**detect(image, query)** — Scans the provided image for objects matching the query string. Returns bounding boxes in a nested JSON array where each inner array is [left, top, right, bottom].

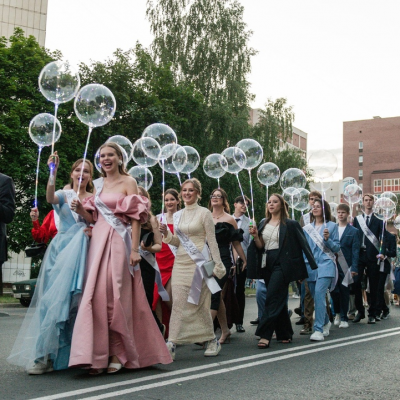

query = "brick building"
[[343, 116, 400, 195]]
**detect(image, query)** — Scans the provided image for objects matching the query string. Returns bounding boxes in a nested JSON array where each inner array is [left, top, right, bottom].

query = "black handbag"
[[25, 242, 47, 258]]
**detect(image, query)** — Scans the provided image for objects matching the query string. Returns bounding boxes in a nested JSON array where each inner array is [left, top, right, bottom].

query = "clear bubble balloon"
[[142, 123, 177, 160], [181, 146, 200, 175], [394, 215, 400, 230], [140, 137, 161, 161], [283, 187, 301, 208], [236, 139, 263, 170], [343, 177, 357, 191], [280, 168, 306, 191], [257, 162, 280, 186], [107, 135, 133, 162], [329, 202, 339, 218], [308, 150, 338, 180], [74, 84, 116, 128], [94, 147, 102, 173], [203, 154, 228, 179], [160, 145, 187, 174], [381, 191, 398, 205], [128, 166, 153, 191], [310, 173, 333, 192], [131, 138, 159, 167], [29, 113, 62, 147], [38, 60, 80, 104], [294, 188, 310, 212], [221, 147, 246, 174], [373, 197, 396, 221], [343, 184, 363, 204]]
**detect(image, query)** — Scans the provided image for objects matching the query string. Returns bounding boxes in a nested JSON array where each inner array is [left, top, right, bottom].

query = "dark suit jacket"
[[247, 218, 317, 283], [338, 224, 360, 274], [353, 213, 394, 267], [0, 173, 16, 262]]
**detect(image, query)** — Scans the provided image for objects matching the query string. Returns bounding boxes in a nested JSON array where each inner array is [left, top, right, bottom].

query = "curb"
[[0, 303, 22, 308]]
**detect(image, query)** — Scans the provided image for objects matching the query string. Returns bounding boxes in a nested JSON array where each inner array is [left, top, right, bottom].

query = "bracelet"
[[131, 248, 140, 253]]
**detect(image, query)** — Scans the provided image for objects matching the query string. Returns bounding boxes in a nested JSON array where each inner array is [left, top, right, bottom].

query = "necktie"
[[366, 216, 370, 226], [235, 218, 240, 222]]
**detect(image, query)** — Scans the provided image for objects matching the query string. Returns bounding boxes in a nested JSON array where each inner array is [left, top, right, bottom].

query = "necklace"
[[104, 178, 121, 190], [213, 211, 225, 219]]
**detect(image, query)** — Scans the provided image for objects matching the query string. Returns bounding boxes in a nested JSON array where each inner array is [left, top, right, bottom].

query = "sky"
[[45, 0, 400, 181]]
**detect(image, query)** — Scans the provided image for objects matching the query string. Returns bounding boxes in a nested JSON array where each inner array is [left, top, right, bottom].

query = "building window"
[[359, 155, 363, 165], [359, 170, 363, 180], [374, 179, 382, 193], [383, 178, 400, 193], [359, 141, 363, 150], [359, 183, 363, 190], [330, 196, 337, 203]]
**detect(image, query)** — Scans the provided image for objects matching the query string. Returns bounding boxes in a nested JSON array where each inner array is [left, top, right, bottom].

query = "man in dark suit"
[[331, 204, 360, 328], [232, 195, 251, 333], [352, 193, 394, 323], [0, 166, 16, 296]]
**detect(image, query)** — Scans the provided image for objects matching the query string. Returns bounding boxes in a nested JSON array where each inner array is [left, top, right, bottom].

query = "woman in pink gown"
[[69, 142, 172, 375]]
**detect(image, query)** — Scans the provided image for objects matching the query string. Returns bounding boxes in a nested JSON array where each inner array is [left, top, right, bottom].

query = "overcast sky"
[[45, 0, 400, 180]]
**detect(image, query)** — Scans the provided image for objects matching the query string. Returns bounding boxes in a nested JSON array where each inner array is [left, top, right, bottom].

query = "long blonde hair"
[[69, 159, 94, 192], [99, 142, 129, 177]]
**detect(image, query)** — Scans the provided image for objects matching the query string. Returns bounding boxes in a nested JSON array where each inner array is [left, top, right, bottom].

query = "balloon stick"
[[49, 104, 59, 184], [161, 159, 165, 217], [321, 190, 327, 227], [248, 169, 255, 221], [77, 126, 93, 194], [217, 177, 220, 189], [34, 146, 43, 208], [235, 173, 251, 220], [177, 173, 182, 186]]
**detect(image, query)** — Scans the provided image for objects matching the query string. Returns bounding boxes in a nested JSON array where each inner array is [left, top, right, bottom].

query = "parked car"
[[11, 279, 37, 307]]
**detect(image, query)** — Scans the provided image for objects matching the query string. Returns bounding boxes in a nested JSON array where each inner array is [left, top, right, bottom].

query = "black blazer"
[[247, 218, 317, 283], [0, 173, 16, 262], [353, 213, 392, 263]]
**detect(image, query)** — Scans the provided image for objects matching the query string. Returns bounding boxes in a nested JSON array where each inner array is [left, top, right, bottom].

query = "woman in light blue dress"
[[8, 152, 94, 374]]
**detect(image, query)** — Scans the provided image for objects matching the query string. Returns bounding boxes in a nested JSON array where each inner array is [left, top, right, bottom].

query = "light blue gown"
[[8, 190, 89, 370]]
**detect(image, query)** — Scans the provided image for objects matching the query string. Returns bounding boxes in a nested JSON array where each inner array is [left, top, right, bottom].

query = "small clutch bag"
[[25, 242, 47, 258], [203, 260, 215, 278], [141, 232, 154, 248]]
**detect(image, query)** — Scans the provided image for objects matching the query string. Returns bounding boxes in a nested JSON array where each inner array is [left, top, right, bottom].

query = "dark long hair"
[[263, 193, 288, 229], [164, 188, 181, 212], [313, 198, 332, 222], [208, 187, 230, 213]]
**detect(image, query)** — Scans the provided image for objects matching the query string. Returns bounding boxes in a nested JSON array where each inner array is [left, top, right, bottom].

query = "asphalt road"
[[1, 298, 400, 400]]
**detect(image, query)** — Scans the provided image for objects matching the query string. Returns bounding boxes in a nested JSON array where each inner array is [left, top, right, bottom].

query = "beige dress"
[[163, 202, 225, 344]]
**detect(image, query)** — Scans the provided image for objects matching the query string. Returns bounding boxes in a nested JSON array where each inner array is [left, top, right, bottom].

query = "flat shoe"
[[257, 339, 270, 349], [107, 363, 122, 374], [89, 368, 105, 376]]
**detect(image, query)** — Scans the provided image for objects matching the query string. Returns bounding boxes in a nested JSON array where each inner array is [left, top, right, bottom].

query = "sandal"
[[257, 339, 270, 349], [88, 368, 105, 376], [107, 362, 122, 374], [280, 338, 292, 344]]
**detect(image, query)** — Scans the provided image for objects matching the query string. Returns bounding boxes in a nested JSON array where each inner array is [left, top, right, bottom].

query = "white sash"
[[53, 189, 82, 228], [356, 215, 379, 251], [173, 209, 220, 305], [157, 213, 177, 256], [139, 247, 170, 301], [303, 212, 311, 225], [304, 223, 338, 291], [337, 250, 353, 287], [94, 178, 139, 276]]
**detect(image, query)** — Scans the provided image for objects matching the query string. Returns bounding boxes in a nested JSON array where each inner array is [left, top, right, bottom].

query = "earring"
[[118, 160, 123, 166]]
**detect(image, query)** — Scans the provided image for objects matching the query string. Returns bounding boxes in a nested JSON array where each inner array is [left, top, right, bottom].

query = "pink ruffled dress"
[[69, 193, 172, 369]]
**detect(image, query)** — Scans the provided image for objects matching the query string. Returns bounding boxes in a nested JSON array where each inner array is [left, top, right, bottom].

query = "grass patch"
[[0, 295, 18, 304], [245, 287, 256, 296]]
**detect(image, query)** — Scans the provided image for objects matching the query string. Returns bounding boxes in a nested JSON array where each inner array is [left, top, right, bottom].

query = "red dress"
[[31, 210, 58, 243], [153, 224, 175, 333]]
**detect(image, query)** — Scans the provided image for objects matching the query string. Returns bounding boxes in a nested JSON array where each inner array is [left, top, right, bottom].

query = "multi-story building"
[[0, 0, 48, 46], [343, 116, 400, 195], [249, 108, 308, 158]]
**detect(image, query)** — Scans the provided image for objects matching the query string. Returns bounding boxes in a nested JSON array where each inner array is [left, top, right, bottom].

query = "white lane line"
[[81, 330, 400, 400], [29, 327, 400, 400]]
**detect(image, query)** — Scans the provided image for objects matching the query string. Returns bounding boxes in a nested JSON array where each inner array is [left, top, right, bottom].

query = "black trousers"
[[354, 252, 368, 316], [235, 267, 247, 324], [367, 266, 389, 318], [255, 259, 293, 341], [140, 260, 163, 332]]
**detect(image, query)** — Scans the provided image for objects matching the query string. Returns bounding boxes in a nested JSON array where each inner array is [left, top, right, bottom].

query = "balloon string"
[[248, 169, 255, 221], [236, 173, 251, 220], [291, 195, 295, 220], [34, 146, 43, 208], [177, 173, 182, 186], [379, 220, 385, 254], [322, 190, 326, 227], [161, 159, 165, 217], [77, 126, 93, 195], [266, 185, 269, 204], [217, 177, 220, 189], [49, 103, 59, 183]]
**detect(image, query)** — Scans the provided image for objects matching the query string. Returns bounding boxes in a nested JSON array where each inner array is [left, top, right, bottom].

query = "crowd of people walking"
[[5, 142, 399, 375]]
